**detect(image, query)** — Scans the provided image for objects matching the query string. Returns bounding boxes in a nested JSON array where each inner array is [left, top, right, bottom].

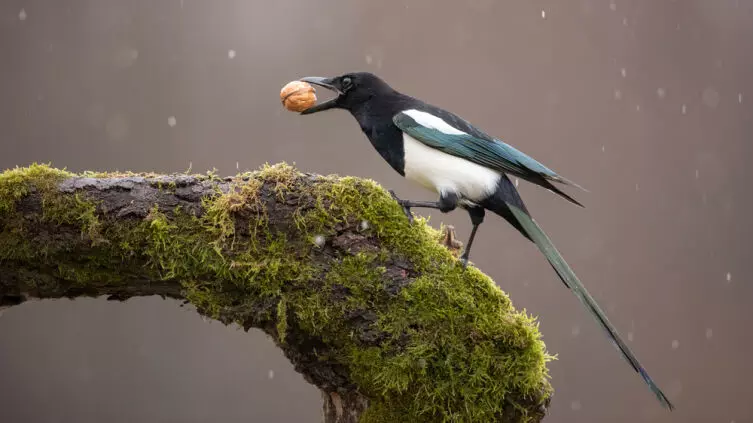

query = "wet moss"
[[0, 162, 552, 422]]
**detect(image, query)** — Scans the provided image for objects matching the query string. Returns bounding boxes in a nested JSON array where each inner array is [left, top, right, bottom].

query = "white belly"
[[402, 134, 501, 202]]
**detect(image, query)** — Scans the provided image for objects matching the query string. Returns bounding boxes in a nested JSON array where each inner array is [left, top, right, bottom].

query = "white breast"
[[402, 133, 501, 203]]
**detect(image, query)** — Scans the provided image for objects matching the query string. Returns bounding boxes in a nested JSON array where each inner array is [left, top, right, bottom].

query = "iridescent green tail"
[[508, 205, 675, 410]]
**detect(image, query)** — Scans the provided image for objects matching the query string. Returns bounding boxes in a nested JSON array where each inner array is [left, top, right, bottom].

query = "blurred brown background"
[[1, 0, 752, 422]]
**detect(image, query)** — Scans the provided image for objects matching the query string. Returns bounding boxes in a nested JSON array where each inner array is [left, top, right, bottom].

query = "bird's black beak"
[[298, 76, 341, 115]]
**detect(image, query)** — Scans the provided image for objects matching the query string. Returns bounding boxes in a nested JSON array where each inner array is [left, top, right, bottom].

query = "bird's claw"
[[458, 251, 471, 270], [389, 190, 414, 224]]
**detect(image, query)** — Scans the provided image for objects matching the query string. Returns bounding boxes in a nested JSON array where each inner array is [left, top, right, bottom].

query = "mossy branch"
[[0, 163, 553, 423]]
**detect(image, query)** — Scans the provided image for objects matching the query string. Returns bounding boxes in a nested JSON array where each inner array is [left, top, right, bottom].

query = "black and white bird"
[[297, 72, 674, 410]]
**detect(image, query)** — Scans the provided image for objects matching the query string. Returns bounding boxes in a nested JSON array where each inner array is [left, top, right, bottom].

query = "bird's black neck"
[[348, 93, 419, 176]]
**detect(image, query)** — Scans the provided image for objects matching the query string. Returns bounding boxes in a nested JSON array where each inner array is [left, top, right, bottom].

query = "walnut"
[[280, 80, 317, 112]]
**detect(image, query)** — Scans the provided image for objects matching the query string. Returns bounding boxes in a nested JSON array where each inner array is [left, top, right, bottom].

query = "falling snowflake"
[[365, 55, 373, 65], [609, 2, 617, 11], [541, 10, 546, 19], [613, 89, 622, 100], [682, 104, 687, 115], [601, 145, 606, 152], [726, 272, 732, 282], [622, 17, 629, 26], [705, 328, 713, 339], [627, 331, 634, 342], [636, 104, 641, 111], [313, 234, 326, 247], [620, 68, 627, 78], [571, 325, 581, 336], [19, 8, 27, 21], [739, 93, 743, 104], [359, 220, 370, 231], [570, 400, 582, 411], [671, 340, 680, 349], [268, 370, 275, 379], [635, 183, 640, 191], [228, 49, 236, 59], [695, 169, 699, 179], [167, 116, 177, 127], [514, 178, 519, 187], [657, 88, 666, 98]]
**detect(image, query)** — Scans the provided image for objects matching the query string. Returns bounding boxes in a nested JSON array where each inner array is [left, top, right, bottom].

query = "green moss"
[[0, 163, 73, 217], [276, 297, 288, 344], [0, 163, 552, 422]]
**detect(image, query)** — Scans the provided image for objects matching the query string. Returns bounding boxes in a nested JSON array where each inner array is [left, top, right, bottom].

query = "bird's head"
[[297, 72, 393, 115]]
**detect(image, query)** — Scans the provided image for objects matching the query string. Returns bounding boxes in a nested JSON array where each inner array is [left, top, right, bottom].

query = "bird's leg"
[[388, 190, 441, 223], [388, 190, 460, 223], [459, 206, 485, 269]]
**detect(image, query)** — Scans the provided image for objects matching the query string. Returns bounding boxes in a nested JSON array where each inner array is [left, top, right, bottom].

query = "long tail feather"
[[508, 205, 675, 410]]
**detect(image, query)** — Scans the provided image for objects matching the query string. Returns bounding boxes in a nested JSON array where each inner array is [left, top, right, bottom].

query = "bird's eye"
[[342, 77, 352, 88]]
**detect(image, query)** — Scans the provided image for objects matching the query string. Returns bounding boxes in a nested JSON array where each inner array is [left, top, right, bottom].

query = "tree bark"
[[0, 163, 552, 422]]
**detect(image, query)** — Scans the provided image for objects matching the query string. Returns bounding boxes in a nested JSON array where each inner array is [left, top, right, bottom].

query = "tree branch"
[[0, 163, 552, 422]]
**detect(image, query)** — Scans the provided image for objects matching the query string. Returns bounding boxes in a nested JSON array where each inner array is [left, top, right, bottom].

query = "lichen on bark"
[[0, 163, 553, 422]]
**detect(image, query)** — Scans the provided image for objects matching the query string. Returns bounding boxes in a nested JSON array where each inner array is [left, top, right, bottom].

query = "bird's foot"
[[458, 252, 471, 270], [389, 190, 414, 224]]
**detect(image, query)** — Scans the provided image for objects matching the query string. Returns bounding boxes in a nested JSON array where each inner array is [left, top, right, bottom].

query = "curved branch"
[[0, 163, 552, 422]]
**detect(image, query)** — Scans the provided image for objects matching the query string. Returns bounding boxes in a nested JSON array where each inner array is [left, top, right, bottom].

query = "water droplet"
[[570, 400, 582, 411], [268, 369, 275, 379], [682, 104, 687, 114], [613, 89, 622, 100], [705, 328, 713, 339], [726, 272, 732, 282], [702, 87, 720, 108], [571, 325, 581, 336], [671, 340, 680, 349], [19, 8, 27, 21], [657, 88, 666, 98], [627, 331, 634, 342], [541, 10, 546, 19], [167, 116, 177, 127], [228, 49, 236, 59], [620, 68, 627, 78]]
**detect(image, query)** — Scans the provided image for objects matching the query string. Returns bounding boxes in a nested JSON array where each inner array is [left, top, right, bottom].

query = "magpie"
[[297, 72, 674, 410]]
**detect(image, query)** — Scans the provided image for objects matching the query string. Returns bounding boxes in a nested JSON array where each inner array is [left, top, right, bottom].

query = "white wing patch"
[[402, 109, 466, 136], [402, 134, 500, 203]]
